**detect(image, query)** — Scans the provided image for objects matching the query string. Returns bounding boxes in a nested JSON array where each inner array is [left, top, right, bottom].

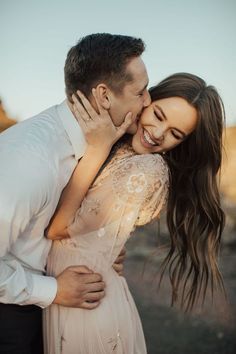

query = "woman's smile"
[[143, 129, 157, 146], [132, 96, 198, 154]]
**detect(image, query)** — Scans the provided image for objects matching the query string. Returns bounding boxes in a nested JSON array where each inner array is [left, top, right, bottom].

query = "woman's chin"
[[131, 137, 148, 155]]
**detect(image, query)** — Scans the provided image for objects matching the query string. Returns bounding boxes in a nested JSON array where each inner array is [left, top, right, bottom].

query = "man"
[[0, 33, 150, 354]]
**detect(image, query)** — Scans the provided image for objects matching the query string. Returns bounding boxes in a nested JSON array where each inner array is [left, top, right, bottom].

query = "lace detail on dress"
[[83, 197, 101, 215], [68, 142, 169, 239], [109, 151, 169, 226], [108, 331, 121, 351], [45, 142, 166, 354]]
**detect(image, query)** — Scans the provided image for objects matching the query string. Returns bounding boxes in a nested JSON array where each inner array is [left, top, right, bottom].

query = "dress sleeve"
[[67, 153, 169, 238]]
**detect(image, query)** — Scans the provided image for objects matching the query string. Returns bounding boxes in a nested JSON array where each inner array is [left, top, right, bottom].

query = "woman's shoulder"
[[108, 149, 169, 210], [128, 151, 168, 171], [116, 147, 169, 180], [94, 140, 169, 188], [109, 147, 169, 190]]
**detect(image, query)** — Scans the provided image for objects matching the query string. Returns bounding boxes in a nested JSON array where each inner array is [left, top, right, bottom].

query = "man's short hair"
[[64, 33, 145, 100]]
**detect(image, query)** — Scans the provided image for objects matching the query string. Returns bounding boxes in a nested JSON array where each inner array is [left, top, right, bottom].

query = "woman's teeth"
[[143, 130, 157, 146]]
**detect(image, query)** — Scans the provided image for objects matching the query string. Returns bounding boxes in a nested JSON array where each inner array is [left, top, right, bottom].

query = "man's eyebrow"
[[139, 82, 148, 93]]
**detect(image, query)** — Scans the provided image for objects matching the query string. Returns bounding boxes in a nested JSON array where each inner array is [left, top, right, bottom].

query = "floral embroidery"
[[60, 238, 78, 247], [68, 142, 169, 244], [110, 146, 169, 214], [125, 211, 136, 222], [113, 200, 122, 211], [97, 228, 106, 238], [127, 173, 147, 193], [108, 331, 121, 351], [86, 198, 101, 215]]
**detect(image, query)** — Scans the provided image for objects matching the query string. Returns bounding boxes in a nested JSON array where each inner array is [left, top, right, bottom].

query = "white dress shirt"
[[0, 101, 86, 308]]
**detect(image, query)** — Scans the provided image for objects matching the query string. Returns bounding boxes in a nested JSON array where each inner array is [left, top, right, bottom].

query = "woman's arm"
[[46, 90, 133, 239], [46, 146, 109, 239]]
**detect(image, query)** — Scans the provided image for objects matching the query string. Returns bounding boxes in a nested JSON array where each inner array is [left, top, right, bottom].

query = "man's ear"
[[94, 84, 112, 110]]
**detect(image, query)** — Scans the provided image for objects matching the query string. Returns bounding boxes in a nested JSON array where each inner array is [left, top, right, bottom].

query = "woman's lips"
[[140, 128, 158, 148]]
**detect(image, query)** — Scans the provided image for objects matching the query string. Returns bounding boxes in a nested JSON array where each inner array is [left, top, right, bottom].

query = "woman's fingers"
[[112, 263, 124, 275], [115, 112, 134, 140], [72, 94, 91, 125], [118, 247, 126, 258], [92, 88, 103, 115], [76, 90, 98, 120], [72, 90, 136, 147], [114, 247, 126, 264]]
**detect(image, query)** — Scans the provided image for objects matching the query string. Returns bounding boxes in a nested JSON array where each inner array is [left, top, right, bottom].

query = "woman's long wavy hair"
[[149, 73, 226, 311]]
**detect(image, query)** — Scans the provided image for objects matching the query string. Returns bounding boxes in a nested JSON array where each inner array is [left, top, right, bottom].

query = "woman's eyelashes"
[[154, 109, 163, 121], [153, 108, 183, 141], [171, 131, 182, 140]]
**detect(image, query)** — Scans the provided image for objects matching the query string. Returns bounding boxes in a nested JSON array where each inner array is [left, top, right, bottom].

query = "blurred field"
[[125, 222, 236, 354], [221, 126, 236, 204], [0, 100, 16, 132]]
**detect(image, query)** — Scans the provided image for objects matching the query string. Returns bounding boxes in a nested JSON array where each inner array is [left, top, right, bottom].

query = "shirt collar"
[[57, 100, 86, 160]]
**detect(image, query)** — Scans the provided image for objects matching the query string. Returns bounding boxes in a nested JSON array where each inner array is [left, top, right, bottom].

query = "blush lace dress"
[[43, 143, 169, 354]]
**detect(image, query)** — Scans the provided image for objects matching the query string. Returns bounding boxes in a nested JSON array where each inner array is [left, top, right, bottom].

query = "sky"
[[1, 0, 236, 125]]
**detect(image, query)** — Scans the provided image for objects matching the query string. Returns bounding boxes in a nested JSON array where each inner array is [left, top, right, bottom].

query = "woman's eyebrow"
[[154, 104, 186, 137], [154, 104, 167, 119]]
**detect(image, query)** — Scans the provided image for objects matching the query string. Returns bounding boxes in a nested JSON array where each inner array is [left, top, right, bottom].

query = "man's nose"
[[143, 90, 151, 107]]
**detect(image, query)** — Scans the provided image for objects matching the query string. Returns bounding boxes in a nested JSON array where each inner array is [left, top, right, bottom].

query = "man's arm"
[[0, 148, 105, 309], [0, 152, 58, 307]]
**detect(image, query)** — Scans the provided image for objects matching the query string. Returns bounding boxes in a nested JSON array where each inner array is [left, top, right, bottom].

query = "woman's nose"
[[153, 127, 165, 141]]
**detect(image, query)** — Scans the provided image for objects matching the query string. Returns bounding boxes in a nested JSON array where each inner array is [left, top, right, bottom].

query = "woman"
[[44, 73, 225, 354]]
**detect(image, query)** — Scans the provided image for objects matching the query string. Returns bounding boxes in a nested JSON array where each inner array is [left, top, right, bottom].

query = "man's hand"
[[112, 247, 126, 276], [53, 265, 105, 309]]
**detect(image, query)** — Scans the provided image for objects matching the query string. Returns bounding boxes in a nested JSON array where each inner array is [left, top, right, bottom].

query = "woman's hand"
[[72, 89, 133, 155], [112, 247, 126, 276]]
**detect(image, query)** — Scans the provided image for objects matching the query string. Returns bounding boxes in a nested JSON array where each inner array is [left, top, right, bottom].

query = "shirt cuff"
[[28, 273, 57, 308]]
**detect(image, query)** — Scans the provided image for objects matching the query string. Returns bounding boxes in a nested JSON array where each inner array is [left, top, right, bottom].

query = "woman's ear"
[[94, 84, 111, 110]]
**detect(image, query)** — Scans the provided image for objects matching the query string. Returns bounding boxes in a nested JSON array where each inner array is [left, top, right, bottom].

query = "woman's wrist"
[[84, 144, 112, 161]]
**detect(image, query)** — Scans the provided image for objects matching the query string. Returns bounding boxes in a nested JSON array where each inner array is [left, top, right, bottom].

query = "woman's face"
[[132, 96, 198, 154]]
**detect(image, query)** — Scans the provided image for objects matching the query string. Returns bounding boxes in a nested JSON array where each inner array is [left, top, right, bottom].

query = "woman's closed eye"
[[171, 130, 182, 140], [154, 110, 163, 121]]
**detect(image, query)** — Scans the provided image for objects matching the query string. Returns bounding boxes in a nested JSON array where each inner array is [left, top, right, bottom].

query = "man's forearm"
[[0, 259, 57, 308]]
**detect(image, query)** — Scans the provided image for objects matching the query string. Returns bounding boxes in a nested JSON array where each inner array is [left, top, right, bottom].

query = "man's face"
[[108, 57, 151, 134]]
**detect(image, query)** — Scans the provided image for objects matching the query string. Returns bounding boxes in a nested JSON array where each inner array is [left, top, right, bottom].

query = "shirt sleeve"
[[0, 149, 57, 307], [68, 153, 169, 240]]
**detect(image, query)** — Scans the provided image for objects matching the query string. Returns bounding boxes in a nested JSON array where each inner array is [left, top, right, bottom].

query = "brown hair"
[[64, 33, 145, 100], [149, 73, 225, 310]]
